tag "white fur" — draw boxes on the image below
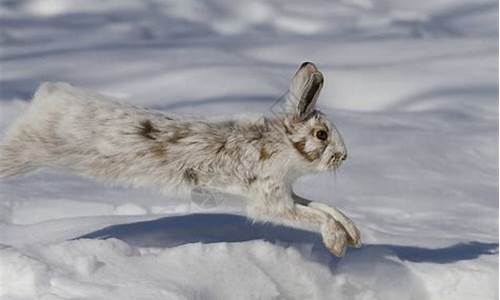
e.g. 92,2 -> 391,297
0,62 -> 360,256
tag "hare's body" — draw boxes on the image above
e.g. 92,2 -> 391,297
0,63 -> 361,256
1,83 -> 280,191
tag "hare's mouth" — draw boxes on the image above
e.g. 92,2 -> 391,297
327,155 -> 344,170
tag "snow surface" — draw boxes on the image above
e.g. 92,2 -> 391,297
0,0 -> 498,299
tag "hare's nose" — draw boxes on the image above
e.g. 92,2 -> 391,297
333,152 -> 346,161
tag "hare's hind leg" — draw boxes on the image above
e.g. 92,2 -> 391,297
249,200 -> 348,256
0,139 -> 39,178
292,192 -> 361,247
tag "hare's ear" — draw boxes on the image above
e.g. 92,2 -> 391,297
287,62 -> 324,120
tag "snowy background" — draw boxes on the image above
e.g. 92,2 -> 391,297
0,0 -> 498,299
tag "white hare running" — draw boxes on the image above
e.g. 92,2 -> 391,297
0,62 -> 361,256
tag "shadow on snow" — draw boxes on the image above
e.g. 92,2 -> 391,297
79,213 -> 498,264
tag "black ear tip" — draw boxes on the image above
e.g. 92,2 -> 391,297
300,61 -> 315,69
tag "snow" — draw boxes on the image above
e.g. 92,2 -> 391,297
0,0 -> 498,299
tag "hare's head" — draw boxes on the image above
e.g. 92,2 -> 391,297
281,62 -> 347,172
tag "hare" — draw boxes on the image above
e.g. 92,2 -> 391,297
0,62 -> 361,256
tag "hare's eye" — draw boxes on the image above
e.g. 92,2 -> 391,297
315,130 -> 328,141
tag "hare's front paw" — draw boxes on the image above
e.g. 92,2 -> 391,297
309,202 -> 362,248
321,220 -> 347,257
340,219 -> 362,248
